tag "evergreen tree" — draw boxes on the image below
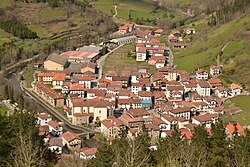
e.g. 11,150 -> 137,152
4,85 -> 9,100
209,121 -> 228,167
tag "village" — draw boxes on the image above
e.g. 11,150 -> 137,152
29,23 -> 246,160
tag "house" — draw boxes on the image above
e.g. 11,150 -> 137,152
230,83 -> 242,96
124,23 -> 135,32
136,47 -> 147,61
118,89 -> 131,99
210,65 -> 220,76
32,82 -> 65,107
61,131 -> 81,149
69,84 -> 86,98
37,113 -> 52,126
197,81 -> 211,97
79,147 -> 97,159
47,120 -> 63,137
48,138 -> 63,154
154,29 -> 164,36
152,116 -> 168,131
138,91 -> 153,110
161,113 -> 178,130
185,28 -> 196,35
172,43 -> 188,48
34,60 -> 44,69
38,72 -> 56,85
44,53 -> 68,71
196,69 -> 208,80
208,78 -> 222,88
225,122 -> 245,138
118,26 -> 129,34
117,98 -> 142,111
168,107 -> 191,120
77,76 -> 92,89
192,113 -> 219,128
101,115 -> 124,139
52,73 -> 66,89
215,87 -> 228,98
170,30 -> 181,38
81,62 -> 96,74
105,71 -> 118,81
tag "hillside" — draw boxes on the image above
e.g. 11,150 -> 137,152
174,12 -> 250,89
0,0 -> 116,70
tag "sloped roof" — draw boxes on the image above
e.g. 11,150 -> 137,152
46,53 -> 67,65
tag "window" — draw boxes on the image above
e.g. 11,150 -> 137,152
99,110 -> 101,114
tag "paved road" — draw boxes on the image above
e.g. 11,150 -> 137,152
96,44 -> 125,79
0,54 -> 40,75
20,81 -> 95,134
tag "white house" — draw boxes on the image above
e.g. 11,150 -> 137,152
230,83 -> 242,96
78,76 -> 92,89
136,48 -> 147,61
196,69 -> 208,80
161,113 -> 178,130
37,113 -> 52,126
210,65 -> 220,76
80,147 -> 97,159
48,138 -> 63,154
61,131 -> 81,149
215,87 -> 228,98
47,120 -> 63,137
168,107 -> 191,120
197,81 -> 211,96
192,113 -> 219,128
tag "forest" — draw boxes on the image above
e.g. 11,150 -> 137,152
89,123 -> 250,167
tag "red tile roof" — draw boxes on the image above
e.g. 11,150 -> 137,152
80,147 -> 97,156
62,131 -> 80,142
230,83 -> 241,89
154,29 -> 164,33
52,73 -> 66,81
170,107 -> 190,114
47,120 -> 60,128
138,91 -> 153,97
33,82 -> 64,99
193,113 -> 219,122
127,108 -> 150,117
226,122 -> 245,135
37,113 -> 51,119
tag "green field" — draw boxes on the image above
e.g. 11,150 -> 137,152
93,0 -> 164,20
223,96 -> 250,126
174,13 -> 250,74
0,105 -> 8,116
103,44 -> 156,76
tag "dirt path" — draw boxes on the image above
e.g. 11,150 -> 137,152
113,5 -> 117,18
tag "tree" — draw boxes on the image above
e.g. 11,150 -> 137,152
209,121 -> 228,167
4,85 -> 9,99
0,111 -> 58,166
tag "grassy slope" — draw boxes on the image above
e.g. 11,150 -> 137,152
174,13 -> 250,74
0,105 -> 8,116
93,0 -> 164,20
103,44 -> 156,75
223,96 -> 250,126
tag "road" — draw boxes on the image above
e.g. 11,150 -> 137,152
96,44 -> 125,79
20,81 -> 95,134
113,5 -> 117,18
0,54 -> 40,75
167,47 -> 174,68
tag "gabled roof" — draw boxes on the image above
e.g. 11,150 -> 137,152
193,113 -> 219,122
226,122 -> 245,135
62,131 -> 80,142
80,147 -> 97,156
37,113 -> 51,119
170,107 -> 190,114
46,53 -> 67,65
127,108 -> 150,117
48,120 -> 60,128
49,138 -> 63,147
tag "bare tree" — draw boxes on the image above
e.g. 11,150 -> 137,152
9,131 -> 46,167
